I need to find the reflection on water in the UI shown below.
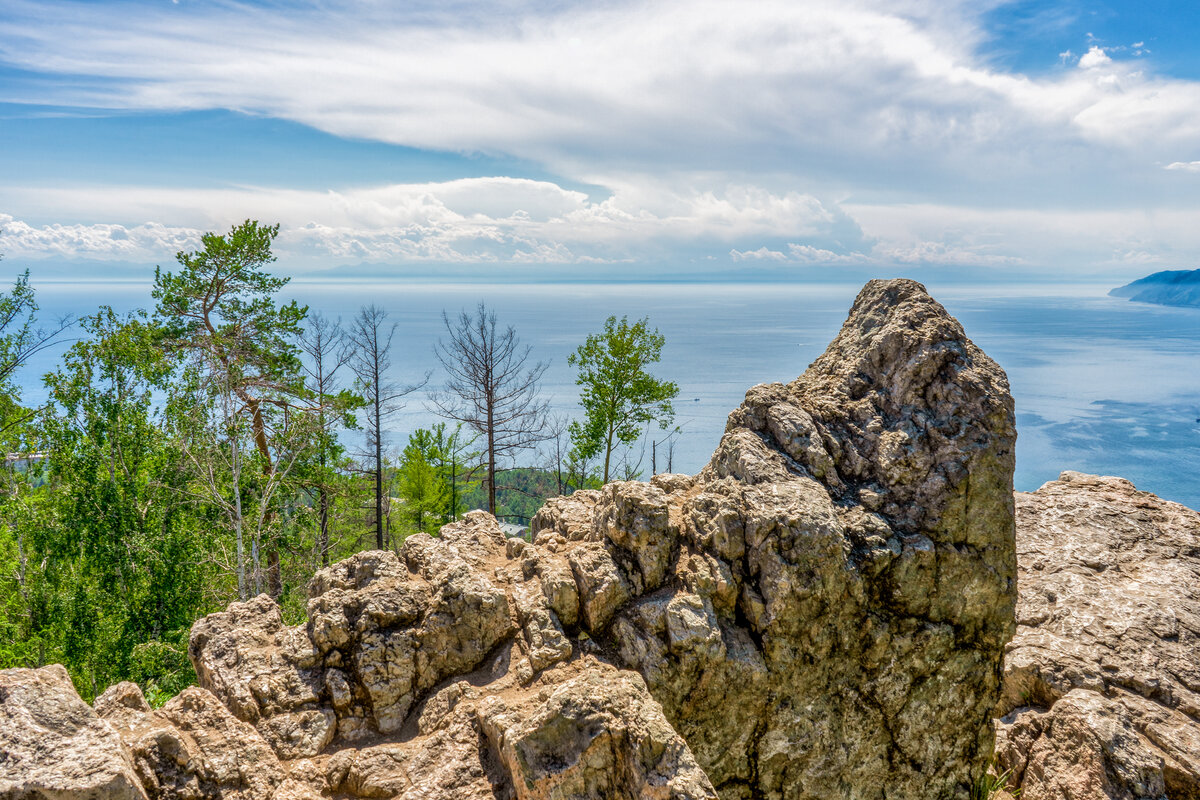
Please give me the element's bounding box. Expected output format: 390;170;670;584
18;277;1200;509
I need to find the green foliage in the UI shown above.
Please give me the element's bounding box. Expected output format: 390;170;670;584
971;767;1019;800
130;635;195;707
153;220;306;393
35;308;208;699
397;428;446;535
568;315;679;483
460;466;587;525
153;220;314;600
0;245;636;704
0;269;39;399
397;423;483;535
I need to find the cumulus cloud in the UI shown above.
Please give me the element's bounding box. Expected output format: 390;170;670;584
1078;46;1112;69
730;244;871;264
0;213;201;260
1;177;867;265
1165;161;1200;172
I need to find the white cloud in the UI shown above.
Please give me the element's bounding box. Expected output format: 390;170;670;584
1078;46;1112;69
0;213;201;261
2;1;1200;273
844;202;1200;271
2;0;1199;187
730;247;788;262
0;178;863;265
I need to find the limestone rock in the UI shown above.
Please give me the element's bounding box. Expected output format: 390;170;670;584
995;472;1200;799
188;594;333;760
0;665;147;800
477;659;716;800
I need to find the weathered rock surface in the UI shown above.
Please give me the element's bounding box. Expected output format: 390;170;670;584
94;682;285;800
533;278;1017;798
0;665;147;800
188;510;718;800
2;278;1020;800
995;471;1200;799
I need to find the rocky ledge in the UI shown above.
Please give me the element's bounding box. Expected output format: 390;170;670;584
6;278;1021;800
995;471;1200;800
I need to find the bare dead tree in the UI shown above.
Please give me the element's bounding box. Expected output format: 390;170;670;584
348;304;428;550
299;313;355;567
430;303;549;515
541;413;571;496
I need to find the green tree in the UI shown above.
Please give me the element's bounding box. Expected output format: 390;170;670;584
0;268;72;440
152;220;308;598
0;264;72;674
37;308;206;699
396;428;446;535
568;316;679;484
429;422;477;524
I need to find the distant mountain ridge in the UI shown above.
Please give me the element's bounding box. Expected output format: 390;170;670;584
1110;268;1200;308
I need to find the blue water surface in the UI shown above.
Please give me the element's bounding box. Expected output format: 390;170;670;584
15;278;1200;509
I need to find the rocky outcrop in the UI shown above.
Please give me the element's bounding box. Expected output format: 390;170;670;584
533;278;1017;798
0;665;148;800
189;512;717;800
994;472;1200;799
1;278;1020;800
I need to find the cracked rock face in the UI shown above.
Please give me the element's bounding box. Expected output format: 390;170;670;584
995;472;1200;800
1;278;1019;800
533;278;1017;798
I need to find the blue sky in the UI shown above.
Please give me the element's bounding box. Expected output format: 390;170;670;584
2;0;1200;278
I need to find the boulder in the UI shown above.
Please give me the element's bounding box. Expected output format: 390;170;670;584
95;683;284;800
0;665;147;800
995;471;1200;799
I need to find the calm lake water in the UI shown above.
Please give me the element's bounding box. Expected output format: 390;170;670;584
17;277;1200;510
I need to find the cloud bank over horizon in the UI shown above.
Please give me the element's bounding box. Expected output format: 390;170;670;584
2;0;1199;276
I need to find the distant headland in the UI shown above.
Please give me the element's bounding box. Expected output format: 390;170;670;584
1110;268;1200;308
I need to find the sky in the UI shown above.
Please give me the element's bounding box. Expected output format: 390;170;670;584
2;0;1200;281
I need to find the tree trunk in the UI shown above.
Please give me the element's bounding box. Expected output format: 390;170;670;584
487;406;496;514
232;426;247;600
242;393;282;599
318;486;330;567
374;375;384;550
268;549;282;598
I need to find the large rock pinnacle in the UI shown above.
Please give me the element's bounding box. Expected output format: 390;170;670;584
592;278;1018;797
541;278;1019;798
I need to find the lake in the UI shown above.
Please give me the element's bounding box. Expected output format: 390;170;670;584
16;276;1200;509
